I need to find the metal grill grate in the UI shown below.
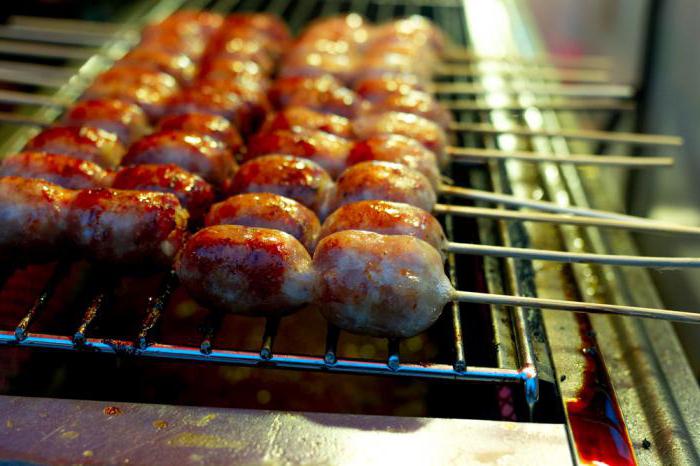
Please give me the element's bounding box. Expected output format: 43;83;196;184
0;0;539;406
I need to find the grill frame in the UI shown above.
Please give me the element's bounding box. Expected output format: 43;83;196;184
0;1;698;464
0;0;539;403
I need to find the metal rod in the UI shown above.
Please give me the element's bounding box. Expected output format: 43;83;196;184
387;338;401;370
199;311;225;355
448;121;683;147
10;15;125;34
431;82;634;98
324;323;340;365
0;330;526;383
0;26;115;47
447;146;672;167
0;39;98;60
433;204;700;237
444;241;700;268
452;291;700;324
0;111;51;127
73;290;111;347
15;261;71;341
442;47;613;69
438;185;700;226
0;68;68;88
435;64;610;83
0;89;70;108
260;317;281;360
445;99;635;112
136;271;178;349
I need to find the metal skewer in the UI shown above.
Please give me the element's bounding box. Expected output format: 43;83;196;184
452;290;700;324
439;185;687;224
448;121;683;147
0;39;98;60
435;64;610;83
444;99;635;112
444;242;700;269
442;47;612;69
447;146;672;168
433;204;700;237
0;111;51;127
431;82;633;98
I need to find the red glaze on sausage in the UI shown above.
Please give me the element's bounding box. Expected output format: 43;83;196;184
116;47;196;85
111;164;215;222
122;130;237;188
0;152;110;189
0;176;74;262
261;107;353;139
67;188;188;266
83;66;179;120
347;134;441;188
313;230;452;338
157;112;244;154
319;200;446;255
245;128;351;178
62;98;149;145
228;155;334;218
206;193;320;252
268;75;366;119
175;225;313;316
25;126;126;169
352;112;448;166
331;161;436;213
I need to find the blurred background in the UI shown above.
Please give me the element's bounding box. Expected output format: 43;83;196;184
528;0;700;377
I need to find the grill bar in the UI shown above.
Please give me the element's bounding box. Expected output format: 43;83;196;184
0;331;528;383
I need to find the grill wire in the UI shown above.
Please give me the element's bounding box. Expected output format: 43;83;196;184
0;0;541;407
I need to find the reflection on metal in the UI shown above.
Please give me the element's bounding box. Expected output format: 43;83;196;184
0;395;572;465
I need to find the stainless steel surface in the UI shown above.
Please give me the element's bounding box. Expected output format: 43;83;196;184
0;395;572;465
465;0;700;463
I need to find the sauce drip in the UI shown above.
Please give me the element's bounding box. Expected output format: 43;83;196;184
566;314;636;466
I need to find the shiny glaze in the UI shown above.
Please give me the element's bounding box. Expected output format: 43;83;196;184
228;154;334;217
175;225;313;316
111;164;215;221
25;126;126;169
268;75;366;119
222;13;291;44
167;82;269;135
157;112;244;154
261;106;353;138
246;128;352;178
354;75;426;101
332;161;436;213
84;67;179;120
0;152;110;189
297;14;370;46
367;16;446;53
363;89;452;128
62;98;149;145
122;130;237;187
353;111;448;166
280;44;359;84
319;200;446;254
0;176;74;262
209;25;286;60
313;230;453;338
197;56;271;85
348;134;441;188
206;193;320;252
68;188;188;265
142;10;223;42
117;47;196;85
